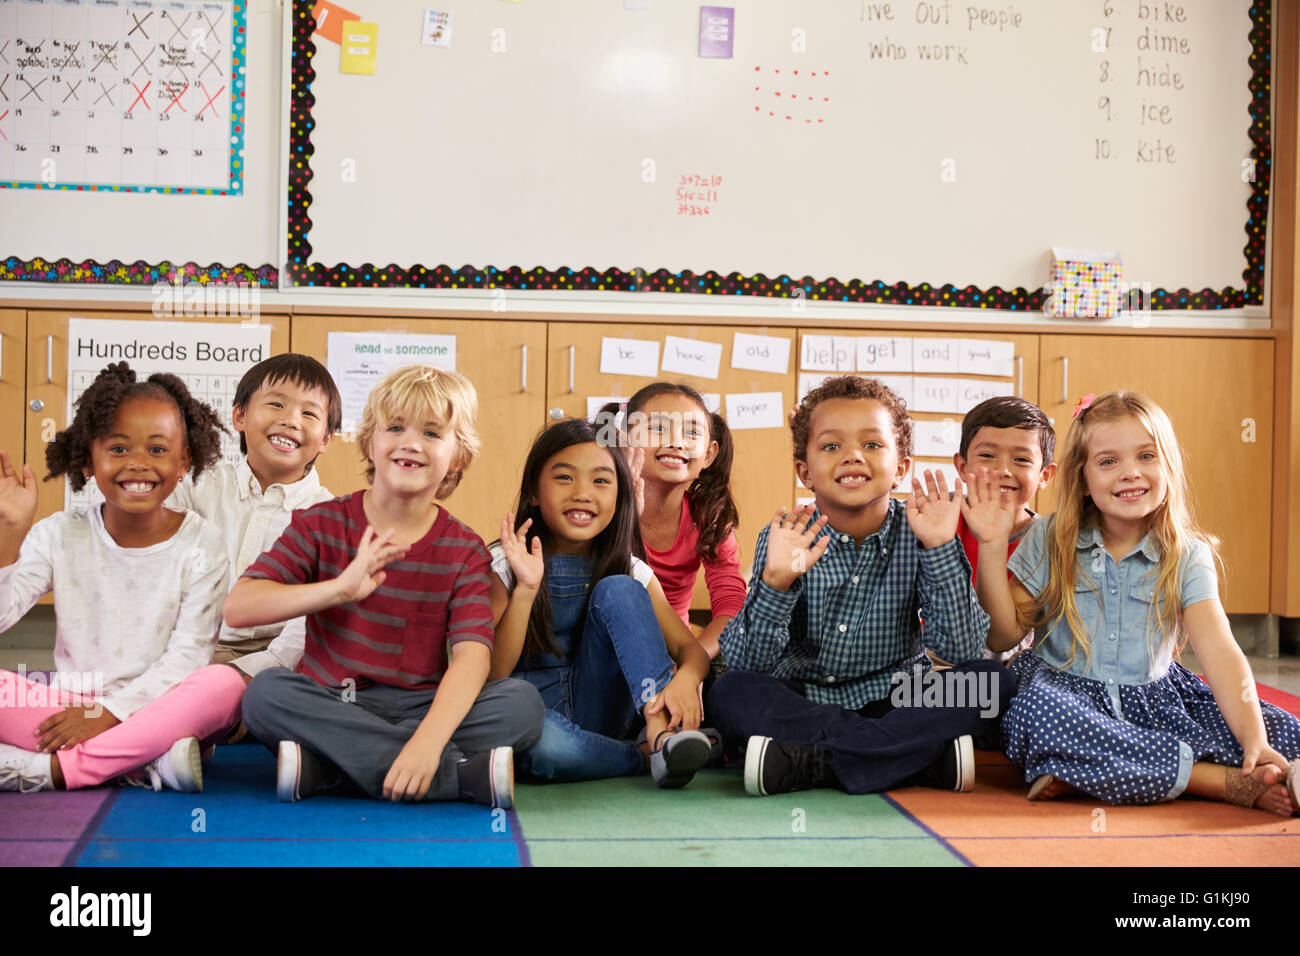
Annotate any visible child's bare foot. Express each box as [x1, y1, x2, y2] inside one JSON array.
[[1225, 764, 1295, 816], [1027, 774, 1077, 801]]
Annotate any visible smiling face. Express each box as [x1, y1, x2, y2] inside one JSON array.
[[233, 378, 334, 488], [365, 411, 458, 501], [531, 441, 619, 555], [627, 393, 718, 487], [796, 397, 908, 530], [955, 425, 1056, 517], [1081, 416, 1169, 535], [87, 395, 191, 523]]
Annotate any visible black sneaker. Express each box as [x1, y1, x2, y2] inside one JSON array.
[[277, 740, 334, 802], [743, 736, 833, 796], [922, 735, 975, 792], [458, 747, 514, 809]]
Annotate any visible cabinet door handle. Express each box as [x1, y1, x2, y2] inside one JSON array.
[[1015, 355, 1023, 398], [567, 345, 574, 394], [520, 344, 527, 392], [1060, 356, 1069, 404], [47, 334, 53, 385]]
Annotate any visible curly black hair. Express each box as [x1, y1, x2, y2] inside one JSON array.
[[46, 361, 227, 492], [791, 375, 914, 462]]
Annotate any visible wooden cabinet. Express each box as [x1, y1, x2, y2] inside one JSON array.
[[0, 311, 25, 472], [547, 322, 796, 598], [1037, 335, 1274, 614], [290, 315, 548, 544]]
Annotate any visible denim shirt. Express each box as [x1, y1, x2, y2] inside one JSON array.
[[1007, 518, 1218, 713]]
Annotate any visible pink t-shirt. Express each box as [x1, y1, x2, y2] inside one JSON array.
[[643, 495, 746, 626]]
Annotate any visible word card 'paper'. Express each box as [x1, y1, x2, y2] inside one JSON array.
[[913, 419, 962, 458], [423, 9, 453, 47], [912, 339, 961, 374], [726, 392, 784, 430], [857, 337, 913, 373], [958, 340, 1015, 378], [958, 378, 1016, 413], [67, 319, 271, 508], [661, 336, 722, 379], [328, 332, 456, 434], [911, 377, 962, 413], [341, 21, 378, 74], [312, 0, 361, 45], [731, 333, 790, 374], [799, 372, 833, 402], [699, 6, 735, 58], [873, 375, 913, 407], [600, 338, 660, 377]]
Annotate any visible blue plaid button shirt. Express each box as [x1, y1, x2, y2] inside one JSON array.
[[719, 498, 990, 710]]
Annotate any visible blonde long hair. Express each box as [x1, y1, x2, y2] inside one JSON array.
[[1025, 391, 1220, 670]]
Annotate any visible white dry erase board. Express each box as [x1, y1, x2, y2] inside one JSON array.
[[0, 0, 279, 286], [287, 0, 1267, 311]]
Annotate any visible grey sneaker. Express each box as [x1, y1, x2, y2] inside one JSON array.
[[650, 730, 711, 789]]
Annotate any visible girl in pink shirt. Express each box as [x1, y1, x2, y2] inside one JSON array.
[[620, 384, 746, 660]]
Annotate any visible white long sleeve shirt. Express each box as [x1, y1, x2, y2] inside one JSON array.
[[0, 506, 230, 720], [166, 460, 335, 677]]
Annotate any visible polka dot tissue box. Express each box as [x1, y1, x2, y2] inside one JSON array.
[[1046, 248, 1124, 320]]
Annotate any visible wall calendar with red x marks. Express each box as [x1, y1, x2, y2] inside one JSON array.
[[0, 0, 245, 194]]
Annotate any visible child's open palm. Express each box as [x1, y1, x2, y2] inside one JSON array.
[[0, 449, 38, 530], [499, 512, 543, 590], [334, 526, 408, 605], [960, 467, 1018, 544], [906, 469, 963, 549], [762, 505, 830, 591]]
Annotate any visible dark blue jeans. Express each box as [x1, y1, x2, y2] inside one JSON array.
[[514, 569, 675, 782], [706, 659, 1013, 794]]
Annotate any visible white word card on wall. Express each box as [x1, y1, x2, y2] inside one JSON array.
[[0, 0, 245, 194]]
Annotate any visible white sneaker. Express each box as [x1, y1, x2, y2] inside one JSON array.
[[140, 737, 203, 793], [0, 742, 54, 793]]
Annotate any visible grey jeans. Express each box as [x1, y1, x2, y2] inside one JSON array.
[[242, 668, 545, 800]]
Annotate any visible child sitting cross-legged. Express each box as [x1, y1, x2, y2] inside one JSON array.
[[707, 375, 1014, 797], [225, 365, 544, 806]]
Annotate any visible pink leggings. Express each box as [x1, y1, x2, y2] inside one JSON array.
[[0, 664, 246, 789]]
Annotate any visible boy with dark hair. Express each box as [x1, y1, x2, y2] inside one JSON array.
[[952, 395, 1057, 661], [708, 375, 1012, 797]]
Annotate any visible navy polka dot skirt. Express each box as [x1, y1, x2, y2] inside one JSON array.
[[1002, 654, 1300, 805]]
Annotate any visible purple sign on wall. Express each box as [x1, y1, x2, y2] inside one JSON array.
[[699, 6, 735, 58]]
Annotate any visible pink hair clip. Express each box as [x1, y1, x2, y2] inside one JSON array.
[[1072, 393, 1096, 420]]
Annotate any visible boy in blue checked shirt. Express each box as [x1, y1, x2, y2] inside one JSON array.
[[708, 376, 1014, 796]]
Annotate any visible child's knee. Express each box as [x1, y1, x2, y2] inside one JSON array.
[[487, 677, 546, 750], [589, 574, 649, 609]]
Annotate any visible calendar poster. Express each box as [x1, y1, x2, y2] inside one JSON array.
[[0, 0, 246, 193], [66, 317, 271, 507]]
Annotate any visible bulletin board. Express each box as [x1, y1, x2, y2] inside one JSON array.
[[0, 0, 278, 287], [287, 0, 1271, 310]]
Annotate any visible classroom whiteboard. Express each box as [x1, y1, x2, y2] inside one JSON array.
[[0, 0, 279, 286], [291, 0, 1266, 308]]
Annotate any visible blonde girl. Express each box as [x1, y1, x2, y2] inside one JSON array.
[[966, 391, 1299, 814]]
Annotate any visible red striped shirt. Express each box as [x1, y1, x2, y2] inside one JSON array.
[[242, 491, 493, 690]]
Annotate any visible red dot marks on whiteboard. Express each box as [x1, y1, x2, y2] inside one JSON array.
[[751, 66, 827, 125]]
